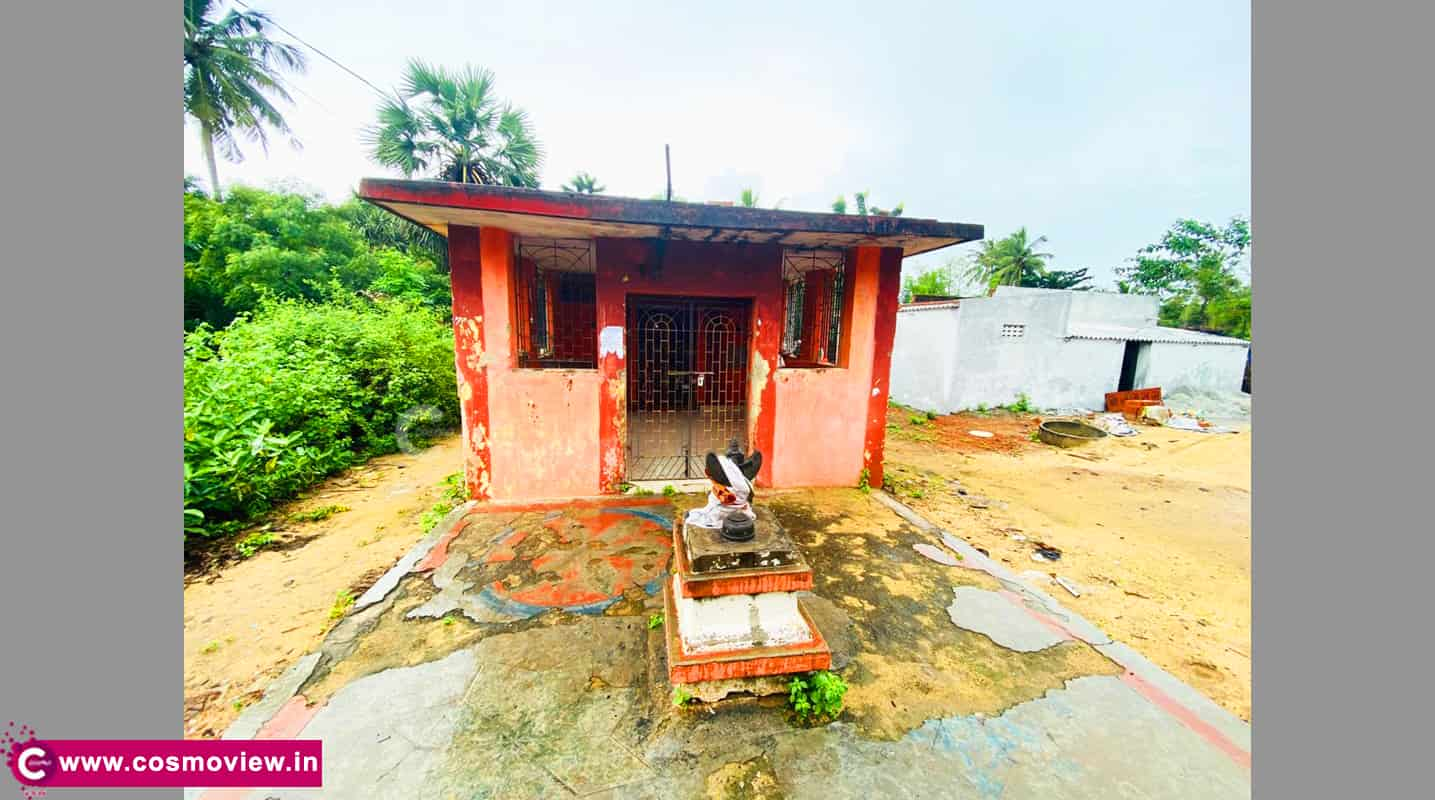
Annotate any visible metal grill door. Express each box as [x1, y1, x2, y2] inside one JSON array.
[[627, 299, 749, 481]]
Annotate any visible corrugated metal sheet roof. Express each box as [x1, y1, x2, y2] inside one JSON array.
[[1065, 323, 1248, 346]]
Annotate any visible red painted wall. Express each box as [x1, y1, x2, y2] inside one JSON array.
[[473, 226, 604, 500], [770, 246, 901, 488], [448, 226, 493, 500], [449, 226, 897, 500]]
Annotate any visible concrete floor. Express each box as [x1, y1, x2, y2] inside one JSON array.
[[190, 490, 1250, 799]]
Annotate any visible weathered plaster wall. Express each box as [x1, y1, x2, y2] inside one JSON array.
[[771, 246, 900, 489], [1062, 288, 1159, 328], [892, 292, 1127, 412], [890, 306, 960, 412], [1144, 342, 1250, 393], [891, 287, 1250, 413], [449, 226, 493, 500], [946, 290, 1100, 411], [473, 226, 604, 499], [452, 228, 901, 499]]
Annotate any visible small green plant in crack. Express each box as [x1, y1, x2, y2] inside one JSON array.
[[662, 484, 678, 497], [908, 415, 926, 426], [329, 590, 355, 621], [857, 468, 871, 494], [647, 613, 664, 630], [443, 616, 457, 627], [235, 531, 276, 558], [787, 670, 848, 724], [672, 686, 694, 707], [925, 409, 938, 420], [439, 472, 468, 503], [201, 640, 222, 655], [288, 504, 349, 524]]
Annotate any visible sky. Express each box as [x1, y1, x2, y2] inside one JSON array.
[[184, 0, 1250, 289]]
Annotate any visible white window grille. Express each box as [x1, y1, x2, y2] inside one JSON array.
[[1001, 323, 1026, 338]]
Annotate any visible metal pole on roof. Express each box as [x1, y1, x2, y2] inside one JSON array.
[[665, 144, 672, 202]]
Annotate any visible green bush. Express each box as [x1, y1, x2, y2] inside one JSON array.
[[788, 670, 848, 724], [183, 298, 457, 538]]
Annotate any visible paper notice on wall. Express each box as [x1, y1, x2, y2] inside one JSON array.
[[599, 325, 625, 359]]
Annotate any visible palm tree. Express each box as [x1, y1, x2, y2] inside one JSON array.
[[965, 227, 1054, 295], [366, 61, 542, 187], [183, 0, 306, 199], [561, 172, 605, 194]]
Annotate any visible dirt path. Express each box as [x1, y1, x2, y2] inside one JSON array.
[[884, 409, 1251, 721], [183, 434, 464, 738]]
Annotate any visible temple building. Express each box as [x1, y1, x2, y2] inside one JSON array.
[[358, 179, 982, 501]]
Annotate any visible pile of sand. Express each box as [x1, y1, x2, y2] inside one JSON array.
[[1161, 387, 1251, 420]]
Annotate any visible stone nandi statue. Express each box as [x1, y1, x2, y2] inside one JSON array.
[[684, 440, 763, 542]]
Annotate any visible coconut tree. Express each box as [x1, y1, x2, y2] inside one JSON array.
[[561, 172, 605, 194], [183, 0, 306, 199], [366, 60, 542, 187], [965, 227, 1054, 294]]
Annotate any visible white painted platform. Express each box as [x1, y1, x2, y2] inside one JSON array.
[[670, 575, 813, 654]]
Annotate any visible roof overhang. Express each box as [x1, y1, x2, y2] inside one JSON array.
[[357, 178, 983, 257]]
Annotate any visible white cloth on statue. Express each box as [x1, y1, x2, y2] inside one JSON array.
[[684, 455, 756, 529]]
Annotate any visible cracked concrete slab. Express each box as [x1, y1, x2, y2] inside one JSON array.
[[913, 542, 961, 566], [260, 649, 478, 799], [764, 675, 1249, 800], [353, 501, 476, 612], [1096, 640, 1251, 752], [221, 652, 321, 741], [947, 586, 1068, 652]]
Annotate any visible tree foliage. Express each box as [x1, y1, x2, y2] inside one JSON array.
[[900, 263, 957, 304], [1117, 217, 1251, 338], [183, 0, 306, 199], [961, 228, 1094, 294], [365, 60, 542, 186], [184, 299, 457, 536], [184, 186, 450, 329], [561, 172, 605, 194], [1024, 267, 1093, 290]]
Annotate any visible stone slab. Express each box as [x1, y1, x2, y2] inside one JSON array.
[[683, 506, 802, 574], [673, 520, 813, 597], [946, 586, 1068, 652]]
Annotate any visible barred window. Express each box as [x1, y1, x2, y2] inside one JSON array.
[[513, 238, 597, 368], [780, 249, 846, 367]]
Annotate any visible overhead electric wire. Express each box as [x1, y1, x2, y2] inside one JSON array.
[[232, 0, 393, 100]]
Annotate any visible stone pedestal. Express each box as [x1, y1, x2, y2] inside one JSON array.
[[664, 511, 831, 696]]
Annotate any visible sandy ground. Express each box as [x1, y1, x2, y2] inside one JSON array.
[[183, 433, 464, 738], [884, 406, 1252, 720]]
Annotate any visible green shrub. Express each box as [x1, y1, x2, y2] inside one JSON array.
[[235, 531, 276, 558], [1004, 393, 1034, 414], [183, 298, 457, 538], [787, 670, 848, 724]]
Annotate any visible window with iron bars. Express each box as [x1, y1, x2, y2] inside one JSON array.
[[513, 238, 597, 368], [780, 249, 846, 367]]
